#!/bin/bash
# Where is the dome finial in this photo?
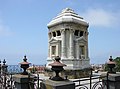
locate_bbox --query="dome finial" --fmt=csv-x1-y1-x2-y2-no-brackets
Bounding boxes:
62,8,74,13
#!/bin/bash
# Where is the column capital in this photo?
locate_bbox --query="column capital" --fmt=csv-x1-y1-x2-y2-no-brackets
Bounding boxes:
61,28,65,33
70,29,74,33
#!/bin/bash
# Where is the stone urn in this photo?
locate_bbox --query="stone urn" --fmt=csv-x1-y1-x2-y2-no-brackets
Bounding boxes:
20,55,31,75
49,56,66,81
107,56,116,74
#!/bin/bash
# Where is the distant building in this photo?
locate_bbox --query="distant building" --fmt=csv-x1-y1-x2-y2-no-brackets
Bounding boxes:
91,64,105,72
46,8,90,70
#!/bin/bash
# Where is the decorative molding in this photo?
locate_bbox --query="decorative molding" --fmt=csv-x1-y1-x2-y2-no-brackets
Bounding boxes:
49,38,61,44
76,36,87,42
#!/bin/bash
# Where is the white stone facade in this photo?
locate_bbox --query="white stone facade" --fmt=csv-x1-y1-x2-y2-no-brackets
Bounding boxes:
47,8,90,70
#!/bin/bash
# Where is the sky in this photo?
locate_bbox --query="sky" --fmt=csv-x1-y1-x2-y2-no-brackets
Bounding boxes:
0,0,120,65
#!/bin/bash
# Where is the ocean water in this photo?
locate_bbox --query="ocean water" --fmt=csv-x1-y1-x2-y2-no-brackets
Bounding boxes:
7,64,45,74
7,65,23,74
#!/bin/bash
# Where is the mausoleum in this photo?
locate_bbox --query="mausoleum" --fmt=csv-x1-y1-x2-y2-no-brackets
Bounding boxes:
46,8,91,78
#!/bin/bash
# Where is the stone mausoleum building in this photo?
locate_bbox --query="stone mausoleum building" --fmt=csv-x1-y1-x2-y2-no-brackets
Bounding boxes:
46,8,90,76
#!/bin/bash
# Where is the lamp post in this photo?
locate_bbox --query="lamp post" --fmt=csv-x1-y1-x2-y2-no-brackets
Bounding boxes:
107,56,116,74
49,56,66,81
20,55,31,75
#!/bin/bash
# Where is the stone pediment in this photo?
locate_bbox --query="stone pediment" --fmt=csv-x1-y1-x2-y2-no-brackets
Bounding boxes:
76,36,87,43
49,38,61,43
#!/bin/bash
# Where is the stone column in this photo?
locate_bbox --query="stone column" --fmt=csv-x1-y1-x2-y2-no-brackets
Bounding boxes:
56,45,59,56
86,45,89,59
69,29,74,59
48,43,50,58
86,32,89,59
61,28,66,59
84,46,86,59
76,42,79,59
49,46,51,58
58,41,61,57
48,32,52,59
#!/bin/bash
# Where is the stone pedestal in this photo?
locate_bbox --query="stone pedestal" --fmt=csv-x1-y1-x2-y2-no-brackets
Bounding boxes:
13,74,34,89
40,79,75,89
102,73,120,89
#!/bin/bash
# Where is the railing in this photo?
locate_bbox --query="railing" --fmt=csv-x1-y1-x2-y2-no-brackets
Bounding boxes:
0,59,45,89
0,59,24,89
28,73,43,89
0,72,15,89
28,71,109,89
7,65,23,74
72,73,108,89
0,60,109,89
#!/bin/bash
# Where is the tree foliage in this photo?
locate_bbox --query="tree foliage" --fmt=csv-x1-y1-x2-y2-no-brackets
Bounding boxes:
104,63,109,71
114,57,120,72
104,57,120,72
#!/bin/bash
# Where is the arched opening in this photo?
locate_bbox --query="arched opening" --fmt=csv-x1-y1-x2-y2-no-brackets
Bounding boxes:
57,30,61,36
80,31,84,37
52,32,56,37
74,30,79,36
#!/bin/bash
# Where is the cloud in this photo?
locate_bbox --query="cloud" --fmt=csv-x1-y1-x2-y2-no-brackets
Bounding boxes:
0,24,12,37
0,15,12,37
0,12,13,37
81,8,120,27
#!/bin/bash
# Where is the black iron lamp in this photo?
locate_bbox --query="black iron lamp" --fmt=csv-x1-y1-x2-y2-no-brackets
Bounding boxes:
49,56,66,81
107,56,116,74
20,55,31,75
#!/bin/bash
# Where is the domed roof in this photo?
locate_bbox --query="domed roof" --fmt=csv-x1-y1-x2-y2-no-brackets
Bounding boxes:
47,8,89,28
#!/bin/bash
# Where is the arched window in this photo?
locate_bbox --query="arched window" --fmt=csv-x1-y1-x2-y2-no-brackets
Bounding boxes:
80,46,85,55
80,31,83,37
52,32,56,37
52,46,56,55
49,33,52,39
57,30,61,36
74,30,79,36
